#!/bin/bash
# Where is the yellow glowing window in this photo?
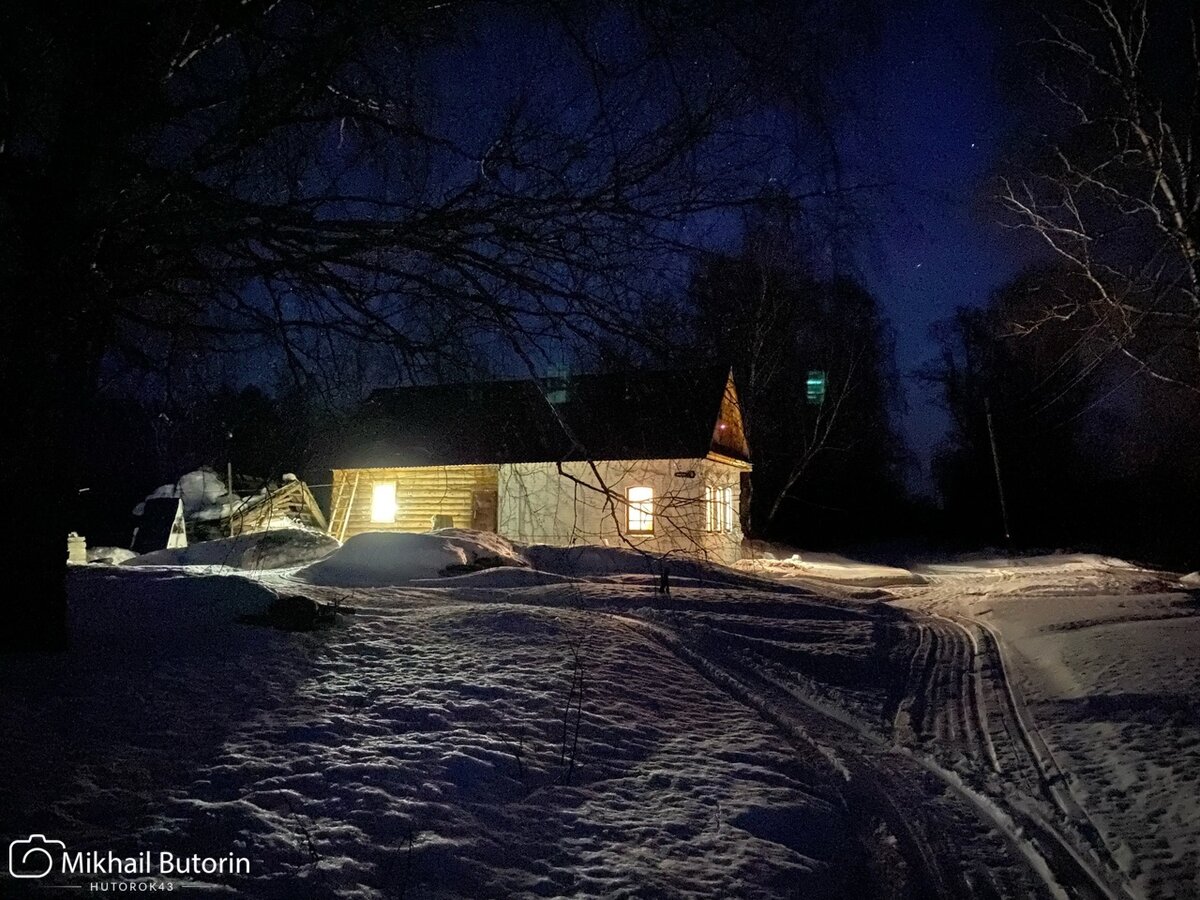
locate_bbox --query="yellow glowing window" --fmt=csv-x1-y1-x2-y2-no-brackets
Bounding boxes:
371,481,397,523
706,485,734,532
626,486,654,533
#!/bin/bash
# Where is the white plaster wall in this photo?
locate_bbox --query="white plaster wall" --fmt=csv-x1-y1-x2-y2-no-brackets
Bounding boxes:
497,458,744,565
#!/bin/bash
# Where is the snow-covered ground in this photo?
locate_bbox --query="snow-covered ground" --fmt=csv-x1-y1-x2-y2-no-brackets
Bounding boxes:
1,539,889,898
126,528,339,571
891,553,1200,900
737,551,928,589
3,537,1197,897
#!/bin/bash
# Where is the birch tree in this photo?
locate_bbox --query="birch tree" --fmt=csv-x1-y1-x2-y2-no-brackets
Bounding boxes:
999,0,1200,391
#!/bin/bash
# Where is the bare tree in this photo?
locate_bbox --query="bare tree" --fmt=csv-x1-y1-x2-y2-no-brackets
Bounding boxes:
1,0,874,647
687,228,901,540
999,0,1200,391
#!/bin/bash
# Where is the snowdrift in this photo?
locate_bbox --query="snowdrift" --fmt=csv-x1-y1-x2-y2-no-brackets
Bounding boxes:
522,543,801,593
126,528,339,570
736,551,926,588
295,529,525,586
133,467,234,520
917,552,1140,576
411,566,577,588
67,569,278,653
87,546,137,565
297,530,791,590
522,543,674,576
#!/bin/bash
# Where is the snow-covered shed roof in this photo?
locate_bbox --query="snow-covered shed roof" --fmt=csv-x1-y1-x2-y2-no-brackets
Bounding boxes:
338,366,749,468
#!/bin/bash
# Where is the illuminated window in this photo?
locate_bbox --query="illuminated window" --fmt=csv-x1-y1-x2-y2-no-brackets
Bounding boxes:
706,485,734,532
371,481,397,523
627,486,654,533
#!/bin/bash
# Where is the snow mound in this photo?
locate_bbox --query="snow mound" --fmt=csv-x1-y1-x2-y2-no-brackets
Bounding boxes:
432,527,526,566
133,467,234,520
525,544,680,576
126,529,339,570
412,567,577,588
86,546,137,565
67,569,279,652
295,529,525,586
736,551,926,588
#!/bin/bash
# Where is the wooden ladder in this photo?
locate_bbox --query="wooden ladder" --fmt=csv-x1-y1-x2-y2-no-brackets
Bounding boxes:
334,471,361,542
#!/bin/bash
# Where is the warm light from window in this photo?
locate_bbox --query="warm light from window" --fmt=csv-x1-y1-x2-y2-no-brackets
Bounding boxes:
627,486,654,533
371,481,397,523
706,484,734,532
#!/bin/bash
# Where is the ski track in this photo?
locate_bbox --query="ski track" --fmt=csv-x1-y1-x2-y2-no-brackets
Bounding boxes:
37,558,1176,899
283,567,1150,900
885,608,1132,900
600,601,1139,900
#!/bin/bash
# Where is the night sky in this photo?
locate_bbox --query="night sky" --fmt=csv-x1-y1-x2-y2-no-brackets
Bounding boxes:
226,0,1038,491
844,0,1035,487
416,0,1039,489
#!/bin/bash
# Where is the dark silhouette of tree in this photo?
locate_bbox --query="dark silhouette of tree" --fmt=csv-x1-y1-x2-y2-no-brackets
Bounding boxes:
1,1,878,648
920,267,1102,546
998,0,1200,393
922,264,1200,567
686,227,903,545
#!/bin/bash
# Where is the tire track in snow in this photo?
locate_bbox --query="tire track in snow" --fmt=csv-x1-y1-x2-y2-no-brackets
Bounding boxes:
896,610,1136,900
609,613,1075,900
964,615,1134,898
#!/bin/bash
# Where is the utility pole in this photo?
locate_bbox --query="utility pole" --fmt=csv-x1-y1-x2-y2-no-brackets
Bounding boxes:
226,429,234,538
984,397,1012,545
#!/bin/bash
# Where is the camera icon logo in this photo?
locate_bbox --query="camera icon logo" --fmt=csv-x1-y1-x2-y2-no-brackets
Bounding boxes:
8,835,65,879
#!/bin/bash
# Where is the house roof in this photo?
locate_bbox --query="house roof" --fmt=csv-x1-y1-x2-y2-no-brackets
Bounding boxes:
339,366,748,468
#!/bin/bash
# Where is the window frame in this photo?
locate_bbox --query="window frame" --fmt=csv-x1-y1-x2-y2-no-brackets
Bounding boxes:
706,483,735,533
626,485,655,534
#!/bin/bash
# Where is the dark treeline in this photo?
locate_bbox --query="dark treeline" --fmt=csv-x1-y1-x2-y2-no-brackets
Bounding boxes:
954,0,1200,570
923,264,1200,570
72,387,322,548
592,221,909,550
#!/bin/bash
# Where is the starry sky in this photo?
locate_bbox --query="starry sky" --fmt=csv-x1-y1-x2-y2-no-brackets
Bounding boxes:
842,0,1037,487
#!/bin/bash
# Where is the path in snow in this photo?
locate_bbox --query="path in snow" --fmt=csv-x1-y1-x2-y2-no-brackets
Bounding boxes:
316,571,1119,899
889,556,1200,900
5,550,1195,898
612,601,1126,899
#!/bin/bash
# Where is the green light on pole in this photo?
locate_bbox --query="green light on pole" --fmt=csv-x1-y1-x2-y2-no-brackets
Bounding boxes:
806,370,826,405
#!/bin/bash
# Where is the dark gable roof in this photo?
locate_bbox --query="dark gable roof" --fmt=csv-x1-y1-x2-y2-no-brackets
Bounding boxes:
341,366,736,468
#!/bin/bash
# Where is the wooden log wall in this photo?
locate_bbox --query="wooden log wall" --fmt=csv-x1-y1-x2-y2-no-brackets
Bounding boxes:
330,466,499,539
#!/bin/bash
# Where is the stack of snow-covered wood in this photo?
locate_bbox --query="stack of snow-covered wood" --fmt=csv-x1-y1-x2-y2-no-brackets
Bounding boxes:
132,468,326,548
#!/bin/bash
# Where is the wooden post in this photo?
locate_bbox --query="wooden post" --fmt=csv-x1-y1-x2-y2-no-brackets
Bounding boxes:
227,460,234,537
985,397,1012,545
